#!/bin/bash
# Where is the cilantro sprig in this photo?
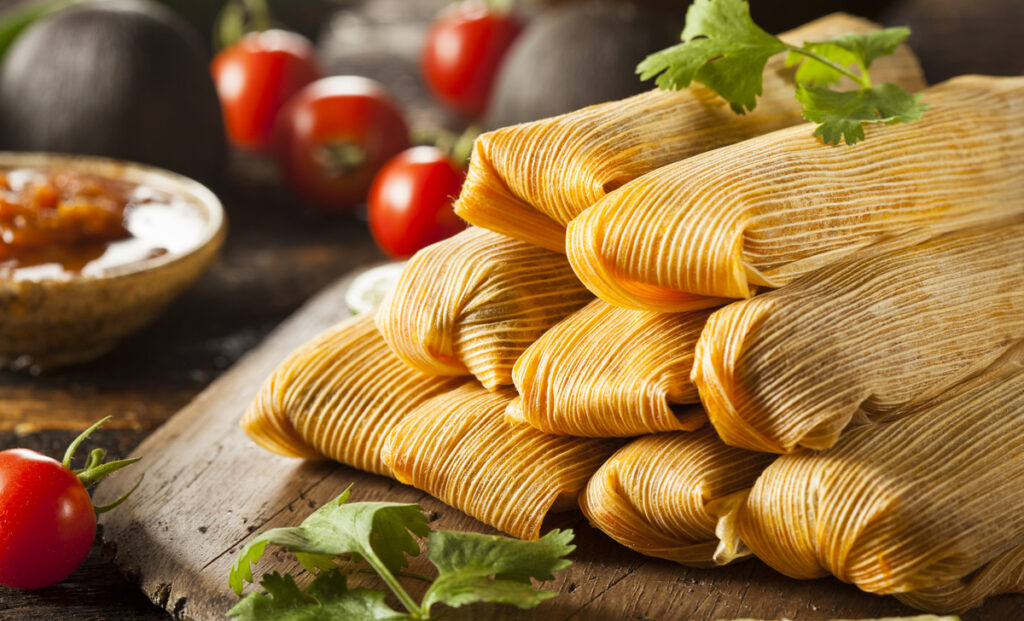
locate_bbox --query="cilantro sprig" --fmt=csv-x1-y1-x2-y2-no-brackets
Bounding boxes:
228,489,575,620
637,0,927,145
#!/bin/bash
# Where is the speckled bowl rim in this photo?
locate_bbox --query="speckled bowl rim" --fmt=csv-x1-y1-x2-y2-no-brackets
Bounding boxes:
0,151,225,282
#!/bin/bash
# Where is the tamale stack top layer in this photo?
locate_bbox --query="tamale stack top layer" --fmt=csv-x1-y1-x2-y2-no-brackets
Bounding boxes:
242,314,466,476
454,13,926,252
568,75,1024,309
508,299,713,437
736,345,1024,606
380,382,623,540
376,227,594,390
580,429,775,567
692,219,1024,453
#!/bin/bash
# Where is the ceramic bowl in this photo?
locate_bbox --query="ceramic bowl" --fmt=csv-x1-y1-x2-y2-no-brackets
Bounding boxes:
0,152,226,371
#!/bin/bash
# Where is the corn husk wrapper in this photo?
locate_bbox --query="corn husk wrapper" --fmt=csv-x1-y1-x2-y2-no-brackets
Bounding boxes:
580,429,775,566
736,344,1024,609
376,227,593,390
380,383,623,539
567,75,1024,311
507,299,713,436
242,314,465,476
454,13,926,253
692,220,1024,454
897,543,1024,613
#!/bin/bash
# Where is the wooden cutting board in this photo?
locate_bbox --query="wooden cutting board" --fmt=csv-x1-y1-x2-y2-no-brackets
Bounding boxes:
94,274,1023,621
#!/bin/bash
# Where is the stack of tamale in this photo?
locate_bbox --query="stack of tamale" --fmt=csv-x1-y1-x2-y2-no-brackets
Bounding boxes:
242,12,1024,615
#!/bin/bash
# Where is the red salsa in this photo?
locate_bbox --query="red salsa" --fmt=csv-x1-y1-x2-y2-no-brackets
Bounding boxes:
0,167,207,280
0,169,132,268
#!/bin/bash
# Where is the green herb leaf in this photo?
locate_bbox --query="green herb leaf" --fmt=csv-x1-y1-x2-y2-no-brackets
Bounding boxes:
637,0,786,113
229,490,575,619
227,571,409,621
229,489,429,595
796,82,928,145
638,0,925,144
786,42,860,86
422,529,575,613
822,27,911,70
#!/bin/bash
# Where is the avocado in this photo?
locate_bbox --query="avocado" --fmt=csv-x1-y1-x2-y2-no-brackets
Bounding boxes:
0,0,227,184
485,2,682,129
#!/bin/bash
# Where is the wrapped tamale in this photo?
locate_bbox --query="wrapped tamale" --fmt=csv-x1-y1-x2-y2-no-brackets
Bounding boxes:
692,220,1024,453
897,543,1024,613
454,13,926,252
507,299,713,436
568,75,1024,311
380,383,622,539
242,314,466,476
580,429,775,566
376,227,593,390
736,344,1024,611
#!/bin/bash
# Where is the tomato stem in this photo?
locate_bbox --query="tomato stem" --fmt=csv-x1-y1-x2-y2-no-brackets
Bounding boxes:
314,142,368,179
94,474,144,514
61,416,143,513
62,415,111,469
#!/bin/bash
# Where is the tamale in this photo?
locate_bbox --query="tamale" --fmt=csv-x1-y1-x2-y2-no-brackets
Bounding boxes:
567,75,1024,310
736,344,1024,609
692,220,1024,453
380,383,622,540
579,429,774,566
376,227,593,390
507,299,713,436
897,543,1024,613
242,314,465,476
454,13,926,252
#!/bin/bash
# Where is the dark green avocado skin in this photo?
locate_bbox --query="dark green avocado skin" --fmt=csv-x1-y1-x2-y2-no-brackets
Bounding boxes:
0,0,227,184
485,2,682,129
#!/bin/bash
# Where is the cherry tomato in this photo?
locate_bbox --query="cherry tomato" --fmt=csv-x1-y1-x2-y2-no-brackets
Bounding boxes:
368,146,467,258
211,29,322,151
421,3,523,118
274,76,411,211
0,449,95,590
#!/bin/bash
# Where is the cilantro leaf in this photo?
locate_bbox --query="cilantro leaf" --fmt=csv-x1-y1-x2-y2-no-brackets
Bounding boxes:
637,0,786,113
228,490,575,619
421,529,575,613
796,82,928,145
786,28,911,87
821,27,910,70
638,0,926,144
229,489,429,595
227,571,408,621
786,42,860,86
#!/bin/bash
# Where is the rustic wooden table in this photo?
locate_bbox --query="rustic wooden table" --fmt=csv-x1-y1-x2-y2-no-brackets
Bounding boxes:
0,0,1021,618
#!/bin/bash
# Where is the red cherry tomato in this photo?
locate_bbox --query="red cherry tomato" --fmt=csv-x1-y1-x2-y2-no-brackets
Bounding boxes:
368,146,467,258
211,29,322,151
274,76,411,211
0,449,96,590
421,3,523,118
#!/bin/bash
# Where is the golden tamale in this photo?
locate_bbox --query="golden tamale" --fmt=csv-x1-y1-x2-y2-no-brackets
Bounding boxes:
376,227,593,390
242,314,465,476
736,344,1024,611
568,75,1024,311
692,220,1024,453
580,429,774,566
454,13,926,252
507,299,712,436
897,543,1024,613
380,383,622,540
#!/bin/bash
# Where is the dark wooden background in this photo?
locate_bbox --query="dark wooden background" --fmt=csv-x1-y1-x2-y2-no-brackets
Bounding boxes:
0,0,1021,618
